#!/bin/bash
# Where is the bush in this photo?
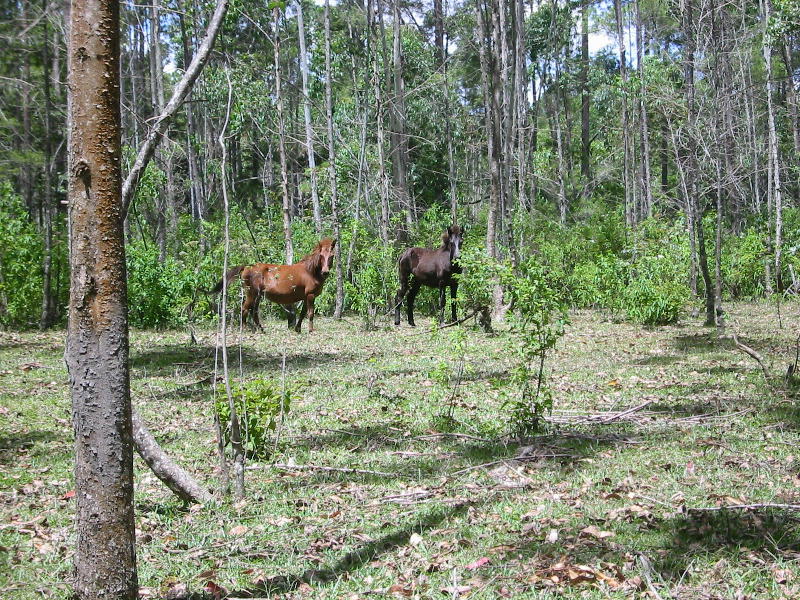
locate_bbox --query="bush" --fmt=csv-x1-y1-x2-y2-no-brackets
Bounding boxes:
0,182,44,327
127,242,195,328
215,378,292,460
631,221,690,325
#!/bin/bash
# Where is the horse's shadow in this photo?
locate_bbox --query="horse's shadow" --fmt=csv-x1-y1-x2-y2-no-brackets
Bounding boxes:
130,344,358,379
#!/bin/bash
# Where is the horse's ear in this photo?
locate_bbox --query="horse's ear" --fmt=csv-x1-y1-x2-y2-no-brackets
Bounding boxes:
447,225,455,235
442,233,449,245
330,238,337,249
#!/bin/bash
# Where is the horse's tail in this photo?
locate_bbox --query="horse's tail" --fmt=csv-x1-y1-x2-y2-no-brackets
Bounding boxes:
397,249,414,286
208,265,246,294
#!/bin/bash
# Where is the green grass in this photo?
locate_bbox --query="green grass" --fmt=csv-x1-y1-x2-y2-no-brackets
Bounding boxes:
2,302,800,598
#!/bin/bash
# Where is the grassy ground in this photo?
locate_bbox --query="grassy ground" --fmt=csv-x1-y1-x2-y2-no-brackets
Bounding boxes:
2,302,800,599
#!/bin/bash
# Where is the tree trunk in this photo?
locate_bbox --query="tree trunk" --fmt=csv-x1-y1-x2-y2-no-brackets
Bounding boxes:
324,0,345,318
614,0,633,225
274,7,294,264
763,0,783,292
297,1,322,234
391,0,412,237
580,0,590,198
40,1,57,329
122,0,230,218
373,0,391,245
635,0,652,219
66,0,138,595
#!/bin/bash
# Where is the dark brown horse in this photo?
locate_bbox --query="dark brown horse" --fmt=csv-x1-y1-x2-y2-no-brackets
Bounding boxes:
394,225,463,327
211,238,336,333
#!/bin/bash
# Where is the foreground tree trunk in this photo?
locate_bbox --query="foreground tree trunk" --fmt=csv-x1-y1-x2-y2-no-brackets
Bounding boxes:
66,0,138,595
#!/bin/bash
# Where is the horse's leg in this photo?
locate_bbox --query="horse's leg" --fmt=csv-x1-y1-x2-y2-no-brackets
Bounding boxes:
406,281,421,327
438,285,446,325
394,281,408,327
241,290,253,329
305,294,316,333
395,255,410,326
252,293,265,332
294,299,309,333
285,303,297,329
450,282,458,323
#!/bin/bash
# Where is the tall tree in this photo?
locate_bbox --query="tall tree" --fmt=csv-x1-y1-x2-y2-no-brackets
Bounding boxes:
66,0,137,595
324,0,344,317
296,0,322,234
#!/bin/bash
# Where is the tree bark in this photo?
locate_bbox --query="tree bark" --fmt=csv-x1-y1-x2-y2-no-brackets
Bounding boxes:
580,0,590,197
391,0,412,236
40,0,57,329
614,0,633,225
296,1,322,234
66,0,138,594
274,7,294,264
762,0,783,292
324,0,345,318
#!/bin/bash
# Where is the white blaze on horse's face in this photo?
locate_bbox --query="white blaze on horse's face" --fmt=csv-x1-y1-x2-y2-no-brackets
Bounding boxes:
449,228,462,260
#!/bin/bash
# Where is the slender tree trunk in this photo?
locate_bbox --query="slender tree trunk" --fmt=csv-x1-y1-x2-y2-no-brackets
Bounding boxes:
324,0,345,318
66,0,138,594
763,0,783,292
274,7,294,264
435,0,458,222
122,0,229,218
218,71,245,499
373,0,391,245
614,0,633,225
477,0,500,260
296,1,322,234
580,0,590,198
40,1,56,329
635,0,653,219
391,0,412,236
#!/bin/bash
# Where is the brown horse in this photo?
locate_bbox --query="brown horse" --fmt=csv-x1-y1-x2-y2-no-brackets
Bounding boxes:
211,238,336,333
394,225,463,327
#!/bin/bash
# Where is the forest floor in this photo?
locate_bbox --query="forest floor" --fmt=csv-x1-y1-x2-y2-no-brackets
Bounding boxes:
2,301,800,599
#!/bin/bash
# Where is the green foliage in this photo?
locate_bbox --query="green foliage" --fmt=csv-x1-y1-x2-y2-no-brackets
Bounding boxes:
0,182,44,327
428,325,470,430
215,378,292,460
456,246,496,314
499,259,568,436
621,222,690,325
568,255,627,312
126,242,195,329
343,222,397,327
722,227,767,298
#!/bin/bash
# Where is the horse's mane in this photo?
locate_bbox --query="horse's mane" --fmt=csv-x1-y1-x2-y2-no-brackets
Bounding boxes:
301,238,335,274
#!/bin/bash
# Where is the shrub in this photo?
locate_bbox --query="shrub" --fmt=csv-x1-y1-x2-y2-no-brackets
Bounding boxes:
0,182,44,327
215,378,292,460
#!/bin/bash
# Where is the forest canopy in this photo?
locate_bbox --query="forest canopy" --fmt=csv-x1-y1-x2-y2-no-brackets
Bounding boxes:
1,0,800,328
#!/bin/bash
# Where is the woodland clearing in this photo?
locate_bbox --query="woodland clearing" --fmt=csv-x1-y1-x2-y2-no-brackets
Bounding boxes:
2,302,800,599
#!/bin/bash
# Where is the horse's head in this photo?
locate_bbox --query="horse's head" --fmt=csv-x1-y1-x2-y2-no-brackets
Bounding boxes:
445,225,463,261
308,238,336,277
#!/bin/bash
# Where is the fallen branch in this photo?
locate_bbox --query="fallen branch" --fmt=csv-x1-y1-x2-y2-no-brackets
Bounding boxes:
598,399,658,424
687,502,800,512
267,463,395,477
731,330,773,386
132,409,214,504
406,310,482,335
